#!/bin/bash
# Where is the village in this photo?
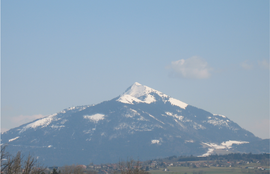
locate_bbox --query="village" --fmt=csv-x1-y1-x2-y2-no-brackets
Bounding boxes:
46,153,270,174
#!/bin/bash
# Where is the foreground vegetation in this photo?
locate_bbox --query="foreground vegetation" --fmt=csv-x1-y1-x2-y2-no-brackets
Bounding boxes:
45,153,270,174
1,144,269,174
1,145,46,174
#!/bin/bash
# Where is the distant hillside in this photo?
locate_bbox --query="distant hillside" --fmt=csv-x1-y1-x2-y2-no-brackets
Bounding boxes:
2,82,266,166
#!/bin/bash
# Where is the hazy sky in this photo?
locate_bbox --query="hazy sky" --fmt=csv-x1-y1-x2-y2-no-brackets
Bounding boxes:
1,0,269,139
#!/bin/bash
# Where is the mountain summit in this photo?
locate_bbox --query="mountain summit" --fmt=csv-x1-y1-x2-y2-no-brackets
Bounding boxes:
117,82,187,108
1,83,266,166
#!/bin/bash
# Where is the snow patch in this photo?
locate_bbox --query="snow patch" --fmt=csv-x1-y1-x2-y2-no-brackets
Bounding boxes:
19,113,58,133
174,115,184,121
83,130,92,134
151,140,160,144
147,113,165,124
199,140,249,157
221,140,249,147
137,116,148,121
127,82,168,98
213,114,226,118
51,125,65,129
61,119,68,124
144,95,157,103
200,148,215,157
202,142,227,150
168,98,188,109
68,106,76,110
165,112,184,121
117,94,156,104
174,119,186,129
124,108,142,118
117,95,143,104
114,122,155,132
117,82,168,105
193,122,206,130
166,112,173,116
9,136,19,142
130,108,139,114
84,114,105,123
207,119,229,127
185,140,194,143
64,106,90,112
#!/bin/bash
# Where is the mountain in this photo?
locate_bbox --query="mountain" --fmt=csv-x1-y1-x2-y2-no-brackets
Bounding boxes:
1,82,267,166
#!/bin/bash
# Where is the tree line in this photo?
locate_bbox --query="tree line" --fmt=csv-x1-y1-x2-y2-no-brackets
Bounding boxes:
155,153,270,162
1,145,149,174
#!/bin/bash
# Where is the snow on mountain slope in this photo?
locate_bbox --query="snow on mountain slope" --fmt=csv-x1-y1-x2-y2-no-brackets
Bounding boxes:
200,140,249,157
117,82,188,109
83,113,105,122
1,82,263,166
19,113,58,133
8,136,19,142
168,98,188,109
11,105,92,134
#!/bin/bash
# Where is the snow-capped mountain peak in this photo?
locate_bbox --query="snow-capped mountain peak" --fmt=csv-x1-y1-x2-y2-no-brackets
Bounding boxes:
2,82,264,166
124,82,165,98
117,82,188,109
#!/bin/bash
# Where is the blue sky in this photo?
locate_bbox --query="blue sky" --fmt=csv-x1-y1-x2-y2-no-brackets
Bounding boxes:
1,0,269,139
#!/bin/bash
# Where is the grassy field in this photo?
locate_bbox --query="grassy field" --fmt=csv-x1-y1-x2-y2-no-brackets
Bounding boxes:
149,166,269,174
149,166,240,174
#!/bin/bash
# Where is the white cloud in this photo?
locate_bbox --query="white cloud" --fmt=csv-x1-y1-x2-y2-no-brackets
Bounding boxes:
167,56,212,79
258,59,269,69
240,61,253,70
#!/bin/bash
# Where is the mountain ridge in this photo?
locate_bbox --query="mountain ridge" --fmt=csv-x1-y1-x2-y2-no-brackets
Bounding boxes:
1,82,266,166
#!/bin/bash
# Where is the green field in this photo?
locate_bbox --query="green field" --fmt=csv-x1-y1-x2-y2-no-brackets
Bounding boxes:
150,166,240,174
149,166,269,174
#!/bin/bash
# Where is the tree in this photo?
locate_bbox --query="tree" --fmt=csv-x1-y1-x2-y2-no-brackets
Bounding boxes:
0,145,45,174
1,144,13,172
52,168,59,174
118,159,149,174
4,151,22,174
60,165,84,174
